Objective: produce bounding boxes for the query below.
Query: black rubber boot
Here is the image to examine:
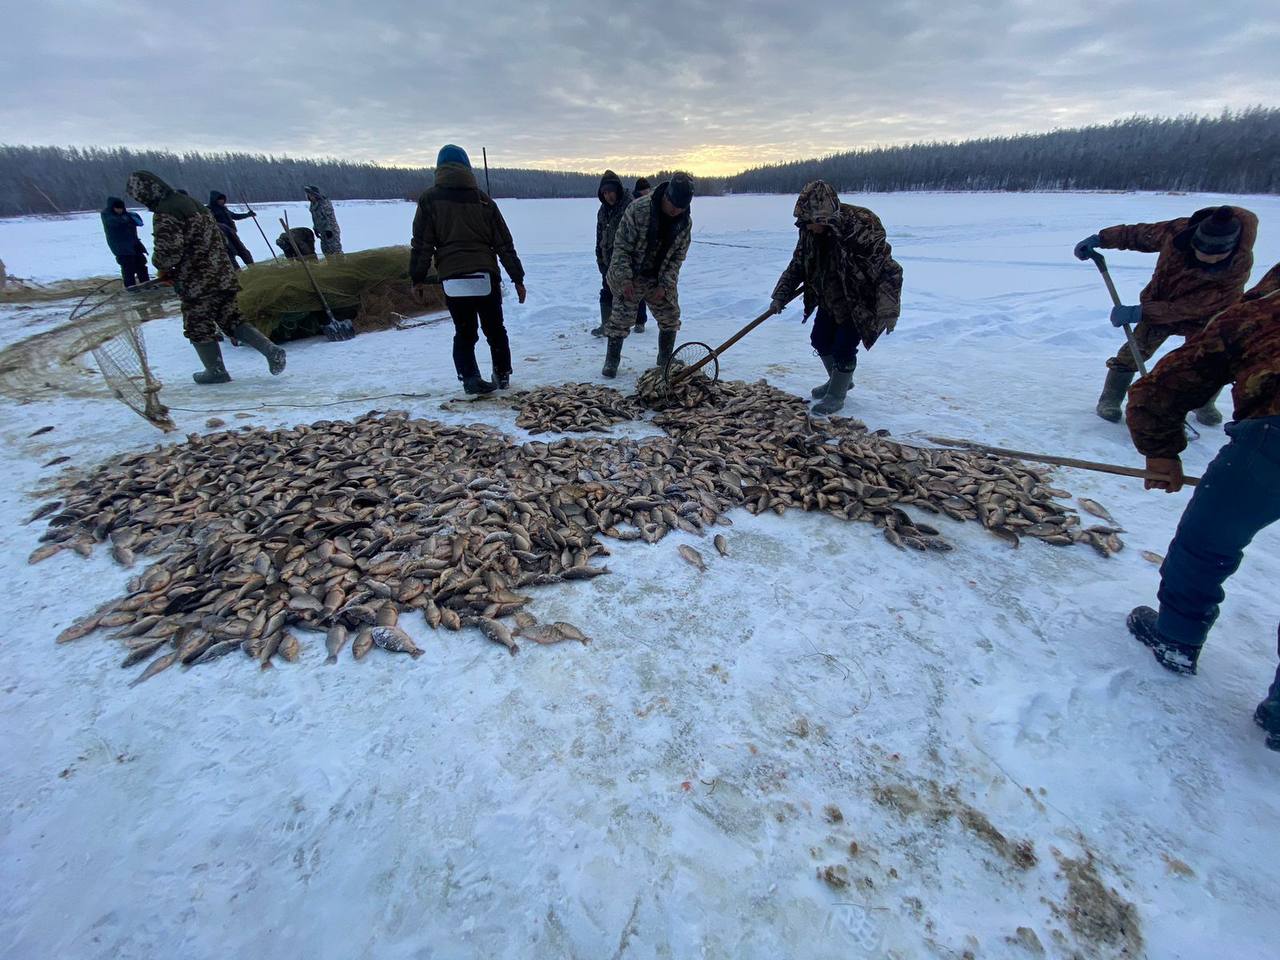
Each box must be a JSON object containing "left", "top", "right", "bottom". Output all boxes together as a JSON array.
[
  {"left": 812, "top": 363, "right": 854, "bottom": 415},
  {"left": 233, "top": 323, "right": 286, "bottom": 375},
  {"left": 191, "top": 341, "right": 231, "bottom": 384},
  {"left": 496, "top": 372, "right": 511, "bottom": 390},
  {"left": 811, "top": 354, "right": 835, "bottom": 399},
  {"left": 1096, "top": 368, "right": 1135, "bottom": 423},
  {"left": 591, "top": 299, "right": 608, "bottom": 338},
  {"left": 462, "top": 376, "right": 496, "bottom": 395},
  {"left": 1127, "top": 606, "right": 1200, "bottom": 675},
  {"left": 1254, "top": 698, "right": 1280, "bottom": 751},
  {"left": 602, "top": 337, "right": 623, "bottom": 379},
  {"left": 656, "top": 329, "right": 676, "bottom": 369},
  {"left": 1194, "top": 389, "right": 1223, "bottom": 427}
]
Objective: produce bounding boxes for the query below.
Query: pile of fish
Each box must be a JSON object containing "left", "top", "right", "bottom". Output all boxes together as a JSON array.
[
  {"left": 29, "top": 378, "right": 1112, "bottom": 686},
  {"left": 513, "top": 382, "right": 640, "bottom": 434}
]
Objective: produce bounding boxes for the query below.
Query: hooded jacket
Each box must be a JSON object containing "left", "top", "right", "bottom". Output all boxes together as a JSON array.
[
  {"left": 595, "top": 170, "right": 628, "bottom": 274},
  {"left": 207, "top": 190, "right": 254, "bottom": 233},
  {"left": 127, "top": 171, "right": 238, "bottom": 300},
  {"left": 1127, "top": 263, "right": 1280, "bottom": 457},
  {"left": 772, "top": 195, "right": 903, "bottom": 350},
  {"left": 409, "top": 163, "right": 525, "bottom": 287},
  {"left": 101, "top": 197, "right": 146, "bottom": 259},
  {"left": 305, "top": 187, "right": 341, "bottom": 244},
  {"left": 605, "top": 180, "right": 692, "bottom": 297},
  {"left": 1098, "top": 205, "right": 1258, "bottom": 331}
]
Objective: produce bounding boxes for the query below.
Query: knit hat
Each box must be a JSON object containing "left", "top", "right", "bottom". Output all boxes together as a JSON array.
[
  {"left": 793, "top": 180, "right": 841, "bottom": 225},
  {"left": 666, "top": 173, "right": 694, "bottom": 209},
  {"left": 634, "top": 177, "right": 651, "bottom": 193},
  {"left": 1192, "top": 206, "right": 1242, "bottom": 256},
  {"left": 437, "top": 144, "right": 472, "bottom": 169},
  {"left": 598, "top": 169, "right": 624, "bottom": 202}
]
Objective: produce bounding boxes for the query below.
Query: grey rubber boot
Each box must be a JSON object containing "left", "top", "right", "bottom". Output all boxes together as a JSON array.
[
  {"left": 656, "top": 329, "right": 676, "bottom": 369},
  {"left": 1194, "top": 388, "right": 1223, "bottom": 426},
  {"left": 192, "top": 341, "right": 231, "bottom": 384},
  {"left": 812, "top": 363, "right": 854, "bottom": 415},
  {"left": 602, "top": 337, "right": 623, "bottom": 378},
  {"left": 1095, "top": 368, "right": 1135, "bottom": 423},
  {"left": 234, "top": 323, "right": 286, "bottom": 375},
  {"left": 811, "top": 354, "right": 835, "bottom": 399}
]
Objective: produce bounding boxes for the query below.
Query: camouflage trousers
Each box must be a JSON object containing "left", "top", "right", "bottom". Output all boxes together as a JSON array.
[
  {"left": 182, "top": 290, "right": 245, "bottom": 343},
  {"left": 1106, "top": 318, "right": 1203, "bottom": 373},
  {"left": 606, "top": 277, "right": 678, "bottom": 338},
  {"left": 320, "top": 236, "right": 343, "bottom": 257}
]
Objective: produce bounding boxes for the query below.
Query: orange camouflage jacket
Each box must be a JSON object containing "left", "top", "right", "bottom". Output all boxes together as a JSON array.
[
  {"left": 1127, "top": 263, "right": 1280, "bottom": 458},
  {"left": 1099, "top": 206, "right": 1257, "bottom": 333}
]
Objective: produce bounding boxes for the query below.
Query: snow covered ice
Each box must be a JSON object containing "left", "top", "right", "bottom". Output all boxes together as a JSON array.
[{"left": 1, "top": 191, "right": 1278, "bottom": 959}]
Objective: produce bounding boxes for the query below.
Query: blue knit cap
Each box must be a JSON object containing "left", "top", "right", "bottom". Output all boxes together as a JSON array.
[{"left": 436, "top": 144, "right": 471, "bottom": 169}]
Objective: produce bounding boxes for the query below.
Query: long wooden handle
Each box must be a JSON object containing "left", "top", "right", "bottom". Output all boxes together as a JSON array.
[
  {"left": 924, "top": 436, "right": 1200, "bottom": 487},
  {"left": 676, "top": 287, "right": 804, "bottom": 381},
  {"left": 1088, "top": 252, "right": 1149, "bottom": 377}
]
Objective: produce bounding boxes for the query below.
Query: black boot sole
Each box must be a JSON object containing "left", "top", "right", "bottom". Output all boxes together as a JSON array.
[{"left": 1127, "top": 607, "right": 1199, "bottom": 675}]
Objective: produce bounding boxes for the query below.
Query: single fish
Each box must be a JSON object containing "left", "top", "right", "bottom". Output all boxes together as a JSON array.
[
  {"left": 371, "top": 625, "right": 423, "bottom": 658},
  {"left": 678, "top": 544, "right": 706, "bottom": 571},
  {"left": 467, "top": 616, "right": 518, "bottom": 656},
  {"left": 1141, "top": 550, "right": 1164, "bottom": 565},
  {"left": 324, "top": 625, "right": 349, "bottom": 664},
  {"left": 352, "top": 627, "right": 374, "bottom": 660},
  {"left": 713, "top": 534, "right": 728, "bottom": 557},
  {"left": 375, "top": 604, "right": 399, "bottom": 627},
  {"left": 193, "top": 639, "right": 242, "bottom": 664},
  {"left": 1077, "top": 497, "right": 1117, "bottom": 525},
  {"left": 129, "top": 650, "right": 178, "bottom": 687}
]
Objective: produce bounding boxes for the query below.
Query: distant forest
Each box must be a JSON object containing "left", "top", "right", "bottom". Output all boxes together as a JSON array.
[{"left": 1, "top": 109, "right": 1276, "bottom": 216}]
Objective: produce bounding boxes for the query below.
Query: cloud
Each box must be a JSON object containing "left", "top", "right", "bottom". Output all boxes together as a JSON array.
[{"left": 4, "top": 0, "right": 1277, "bottom": 175}]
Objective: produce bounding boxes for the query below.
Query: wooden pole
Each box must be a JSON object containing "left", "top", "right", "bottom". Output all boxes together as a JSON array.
[{"left": 924, "top": 436, "right": 1200, "bottom": 487}]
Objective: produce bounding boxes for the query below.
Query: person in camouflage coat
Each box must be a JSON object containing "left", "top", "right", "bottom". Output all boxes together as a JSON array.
[
  {"left": 601, "top": 173, "right": 693, "bottom": 377},
  {"left": 1122, "top": 262, "right": 1280, "bottom": 751},
  {"left": 127, "top": 170, "right": 285, "bottom": 384},
  {"left": 1074, "top": 204, "right": 1257, "bottom": 424},
  {"left": 770, "top": 180, "right": 903, "bottom": 415},
  {"left": 305, "top": 185, "right": 342, "bottom": 256}
]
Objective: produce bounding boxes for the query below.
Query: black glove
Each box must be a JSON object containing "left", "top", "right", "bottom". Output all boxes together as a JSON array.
[{"left": 1074, "top": 234, "right": 1102, "bottom": 261}]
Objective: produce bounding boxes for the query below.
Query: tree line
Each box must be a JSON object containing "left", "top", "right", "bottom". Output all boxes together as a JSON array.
[
  {"left": 1, "top": 109, "right": 1276, "bottom": 216},
  {"left": 728, "top": 109, "right": 1280, "bottom": 196}
]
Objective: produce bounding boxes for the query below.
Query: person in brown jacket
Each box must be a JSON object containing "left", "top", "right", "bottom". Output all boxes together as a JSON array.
[
  {"left": 409, "top": 144, "right": 527, "bottom": 394},
  {"left": 1123, "top": 262, "right": 1280, "bottom": 751},
  {"left": 1075, "top": 204, "right": 1257, "bottom": 424}
]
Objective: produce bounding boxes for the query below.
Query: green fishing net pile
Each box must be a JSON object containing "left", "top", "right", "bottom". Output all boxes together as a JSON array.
[{"left": 236, "top": 245, "right": 443, "bottom": 341}]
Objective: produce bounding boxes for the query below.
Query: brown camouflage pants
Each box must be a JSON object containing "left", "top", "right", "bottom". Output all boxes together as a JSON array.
[
  {"left": 1106, "top": 319, "right": 1203, "bottom": 373},
  {"left": 182, "top": 290, "right": 244, "bottom": 343},
  {"left": 606, "top": 278, "right": 679, "bottom": 338}
]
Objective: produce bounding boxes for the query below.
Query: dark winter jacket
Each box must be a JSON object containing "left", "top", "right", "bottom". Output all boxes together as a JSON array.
[
  {"left": 208, "top": 191, "right": 254, "bottom": 233},
  {"left": 409, "top": 163, "right": 525, "bottom": 286},
  {"left": 606, "top": 180, "right": 692, "bottom": 296},
  {"left": 1098, "top": 206, "right": 1258, "bottom": 332},
  {"left": 772, "top": 202, "right": 904, "bottom": 350},
  {"left": 595, "top": 170, "right": 628, "bottom": 274},
  {"left": 1127, "top": 262, "right": 1280, "bottom": 457},
  {"left": 127, "top": 170, "right": 238, "bottom": 301},
  {"left": 101, "top": 197, "right": 146, "bottom": 259}
]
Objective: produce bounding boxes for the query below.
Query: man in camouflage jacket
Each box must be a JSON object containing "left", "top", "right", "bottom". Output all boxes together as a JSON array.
[
  {"left": 305, "top": 185, "right": 342, "bottom": 256},
  {"left": 1075, "top": 204, "right": 1257, "bottom": 424},
  {"left": 601, "top": 173, "right": 693, "bottom": 377},
  {"left": 1123, "top": 262, "right": 1280, "bottom": 751},
  {"left": 127, "top": 170, "right": 285, "bottom": 384},
  {"left": 770, "top": 180, "right": 903, "bottom": 415}
]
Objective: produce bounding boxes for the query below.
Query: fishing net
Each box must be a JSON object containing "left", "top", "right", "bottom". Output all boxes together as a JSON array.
[
  {"left": 235, "top": 245, "right": 445, "bottom": 341},
  {"left": 70, "top": 281, "right": 176, "bottom": 431}
]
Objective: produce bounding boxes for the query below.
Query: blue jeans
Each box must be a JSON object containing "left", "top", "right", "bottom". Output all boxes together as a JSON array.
[
  {"left": 809, "top": 307, "right": 859, "bottom": 367},
  {"left": 1156, "top": 416, "right": 1280, "bottom": 656}
]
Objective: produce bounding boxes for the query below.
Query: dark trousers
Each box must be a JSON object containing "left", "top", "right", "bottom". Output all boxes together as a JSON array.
[
  {"left": 117, "top": 253, "right": 150, "bottom": 288},
  {"left": 599, "top": 280, "right": 646, "bottom": 328},
  {"left": 1156, "top": 417, "right": 1280, "bottom": 662},
  {"left": 224, "top": 231, "right": 254, "bottom": 267},
  {"left": 447, "top": 288, "right": 511, "bottom": 380},
  {"left": 809, "top": 307, "right": 859, "bottom": 367}
]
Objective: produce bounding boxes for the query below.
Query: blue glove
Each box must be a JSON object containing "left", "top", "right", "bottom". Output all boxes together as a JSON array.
[
  {"left": 1110, "top": 304, "right": 1142, "bottom": 328},
  {"left": 1074, "top": 234, "right": 1101, "bottom": 261}
]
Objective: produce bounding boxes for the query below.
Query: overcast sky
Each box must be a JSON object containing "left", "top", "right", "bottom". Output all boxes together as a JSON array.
[{"left": 6, "top": 0, "right": 1277, "bottom": 176}]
